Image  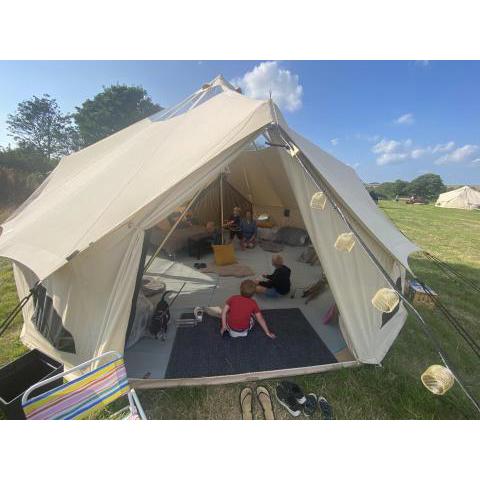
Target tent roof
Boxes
[0,76,418,280]
[437,185,480,201]
[0,87,273,280]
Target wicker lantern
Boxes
[334,232,356,252]
[310,192,327,210]
[371,288,400,313]
[421,365,455,395]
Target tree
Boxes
[0,146,50,205]
[392,179,409,197]
[7,95,79,161]
[407,173,446,199]
[74,85,162,147]
[0,145,51,173]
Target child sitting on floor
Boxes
[205,280,275,339]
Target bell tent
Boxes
[435,185,480,210]
[0,76,419,387]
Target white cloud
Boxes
[395,113,415,125]
[232,61,303,112]
[435,144,479,165]
[432,141,455,154]
[372,137,476,167]
[330,138,339,146]
[471,158,480,166]
[372,138,414,165]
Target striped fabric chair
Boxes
[21,351,146,420]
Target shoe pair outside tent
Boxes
[276,381,331,418]
[240,386,274,420]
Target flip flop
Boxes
[240,387,253,420]
[257,386,275,420]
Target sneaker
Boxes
[278,381,306,405]
[302,393,317,417]
[275,383,301,417]
[193,306,204,322]
[318,396,333,420]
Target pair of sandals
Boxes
[240,386,274,420]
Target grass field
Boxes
[0,201,479,419]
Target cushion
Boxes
[212,243,236,266]
[274,227,309,246]
[256,220,275,228]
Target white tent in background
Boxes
[0,76,419,385]
[435,186,480,210]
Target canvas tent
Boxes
[0,76,419,385]
[435,186,480,210]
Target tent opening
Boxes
[123,142,355,385]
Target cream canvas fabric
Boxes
[0,76,418,370]
[435,186,480,210]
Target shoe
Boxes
[278,381,306,405]
[193,306,204,322]
[318,396,333,420]
[275,383,301,417]
[302,393,317,417]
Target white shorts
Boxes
[228,316,255,338]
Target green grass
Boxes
[1,201,479,419]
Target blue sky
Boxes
[0,60,479,184]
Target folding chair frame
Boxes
[22,351,147,420]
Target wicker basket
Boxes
[334,232,356,252]
[371,288,399,313]
[421,365,455,395]
[310,192,327,210]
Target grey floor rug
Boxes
[165,308,337,378]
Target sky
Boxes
[0,60,479,185]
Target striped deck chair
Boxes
[21,351,146,420]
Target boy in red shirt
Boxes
[220,280,275,339]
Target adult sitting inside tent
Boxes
[255,255,291,298]
[224,206,243,246]
[241,210,257,249]
[205,220,222,246]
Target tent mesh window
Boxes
[334,232,356,252]
[421,365,455,395]
[310,192,327,210]
[371,288,400,314]
[151,86,224,122]
[31,285,76,354]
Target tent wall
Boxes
[189,177,252,228]
[227,149,304,228]
[436,186,480,210]
[280,149,407,363]
[18,224,144,369]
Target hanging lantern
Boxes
[371,288,400,313]
[421,365,455,395]
[289,143,299,157]
[310,192,327,210]
[334,232,356,252]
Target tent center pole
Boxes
[220,172,224,244]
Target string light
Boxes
[334,232,356,252]
[371,288,400,313]
[421,365,455,395]
[310,192,327,210]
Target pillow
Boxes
[274,227,309,246]
[212,244,237,266]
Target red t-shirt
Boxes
[226,295,260,331]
